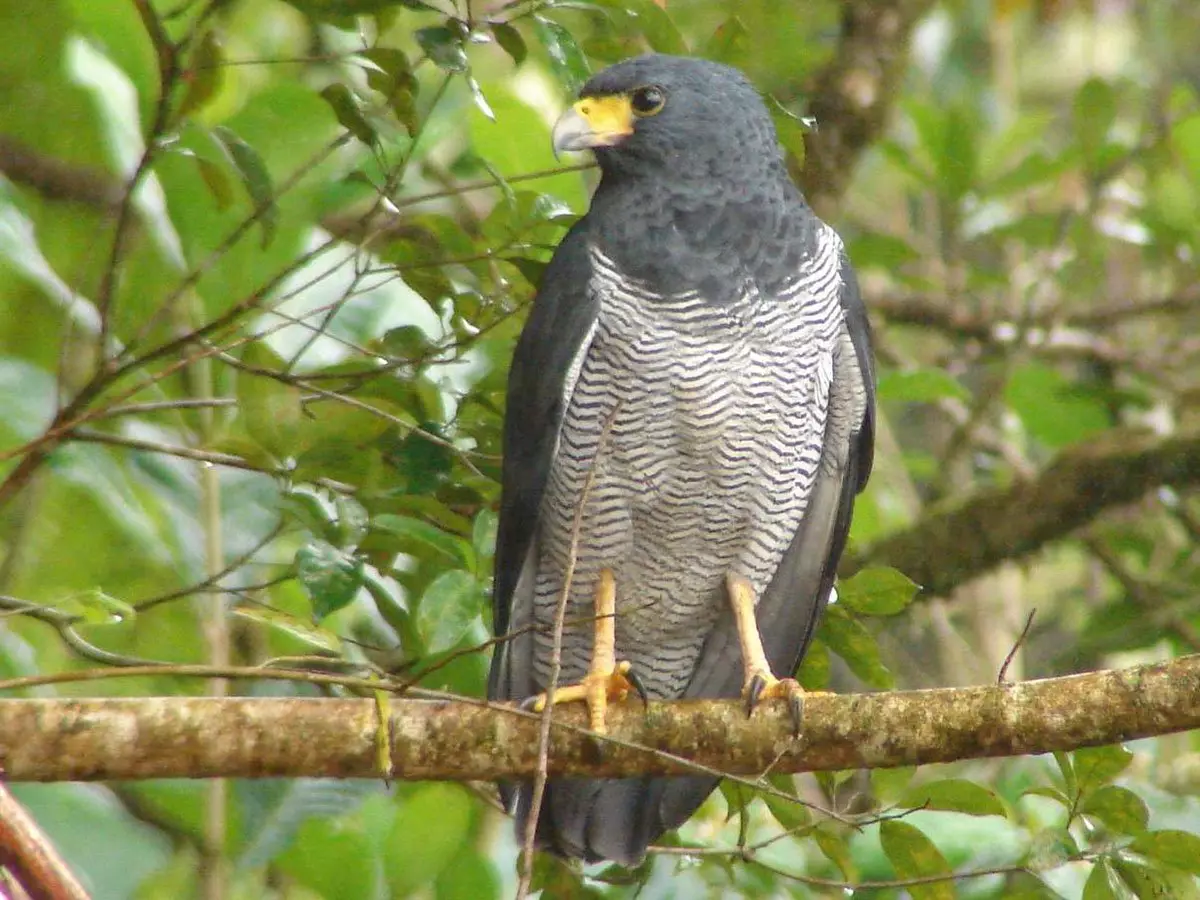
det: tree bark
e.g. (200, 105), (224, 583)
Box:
(848, 429), (1200, 598)
(800, 0), (937, 214)
(1, 655), (1196, 782)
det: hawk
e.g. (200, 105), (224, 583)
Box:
(488, 53), (876, 866)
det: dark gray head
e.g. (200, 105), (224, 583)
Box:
(551, 54), (787, 185)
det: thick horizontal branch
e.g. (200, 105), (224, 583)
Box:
(1, 655), (1196, 782)
(851, 429), (1200, 598)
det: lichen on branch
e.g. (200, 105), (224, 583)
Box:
(1, 654), (1195, 782)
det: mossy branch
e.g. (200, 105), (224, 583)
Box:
(1, 654), (1195, 782)
(850, 429), (1200, 598)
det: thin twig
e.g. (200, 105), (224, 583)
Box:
(516, 405), (619, 899)
(998, 609), (1037, 683)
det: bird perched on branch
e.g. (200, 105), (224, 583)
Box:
(488, 53), (876, 866)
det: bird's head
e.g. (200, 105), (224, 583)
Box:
(552, 54), (783, 182)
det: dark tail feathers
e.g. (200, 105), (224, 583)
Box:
(505, 775), (718, 867)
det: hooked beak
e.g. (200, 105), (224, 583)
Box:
(551, 96), (635, 157)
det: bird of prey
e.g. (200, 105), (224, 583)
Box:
(488, 53), (876, 866)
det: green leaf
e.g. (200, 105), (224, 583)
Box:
(984, 150), (1074, 196)
(1074, 78), (1117, 169)
(794, 637), (829, 689)
(209, 125), (277, 247)
(1174, 114), (1200, 188)
(1054, 750), (1077, 797)
(1113, 856), (1200, 900)
(416, 569), (482, 653)
(360, 47), (418, 133)
(1074, 745), (1135, 795)
(233, 607), (342, 654)
(281, 487), (337, 541)
(1023, 785), (1071, 808)
(533, 16), (590, 94)
(276, 816), (378, 900)
(385, 784), (473, 894)
(719, 781), (752, 821)
(701, 16), (750, 65)
(590, 0), (687, 55)
(1006, 364), (1111, 449)
(362, 568), (418, 651)
(236, 343), (303, 458)
(770, 100), (809, 171)
(1128, 830), (1200, 875)
(813, 826), (856, 880)
(55, 589), (135, 626)
(178, 30), (224, 120)
(333, 495), (369, 548)
(436, 850), (500, 900)
(189, 152), (235, 209)
(467, 75), (495, 121)
(373, 514), (471, 567)
(899, 779), (1007, 817)
(837, 567), (920, 616)
(761, 774), (811, 832)
(879, 820), (953, 900)
(471, 509), (497, 569)
(938, 104), (979, 201)
(416, 25), (469, 73)
(848, 231), (921, 270)
(319, 83), (377, 146)
(878, 369), (972, 404)
(296, 539), (365, 619)
(819, 606), (893, 689)
(492, 22), (528, 66)
(1080, 784), (1149, 835)
(871, 766), (917, 803)
(1083, 859), (1124, 900)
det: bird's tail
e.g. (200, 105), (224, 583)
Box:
(506, 775), (717, 867)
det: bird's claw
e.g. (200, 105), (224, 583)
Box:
(626, 666), (650, 709)
(743, 671), (810, 738)
(522, 658), (645, 735)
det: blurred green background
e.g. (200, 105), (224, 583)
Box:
(2, 0), (1200, 896)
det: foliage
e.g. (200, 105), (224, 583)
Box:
(0, 0), (1199, 897)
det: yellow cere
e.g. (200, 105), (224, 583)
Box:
(574, 95), (635, 142)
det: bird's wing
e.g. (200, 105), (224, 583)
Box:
(488, 225), (599, 704)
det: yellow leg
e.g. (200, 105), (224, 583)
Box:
(528, 569), (645, 735)
(727, 573), (827, 736)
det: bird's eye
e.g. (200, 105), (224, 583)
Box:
(630, 86), (666, 117)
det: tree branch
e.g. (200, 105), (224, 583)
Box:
(799, 0), (937, 213)
(0, 783), (90, 900)
(1, 655), (1196, 782)
(851, 429), (1200, 598)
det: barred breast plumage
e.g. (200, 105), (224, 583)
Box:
(532, 226), (845, 697)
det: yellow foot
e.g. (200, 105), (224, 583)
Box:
(525, 660), (647, 735)
(742, 671), (830, 737)
(727, 572), (832, 738)
(523, 569), (647, 736)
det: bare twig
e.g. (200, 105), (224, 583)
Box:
(516, 405), (619, 900)
(998, 609), (1037, 683)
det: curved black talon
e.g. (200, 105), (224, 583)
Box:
(627, 668), (650, 709)
(787, 690), (804, 739)
(519, 694), (539, 712)
(745, 673), (767, 717)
